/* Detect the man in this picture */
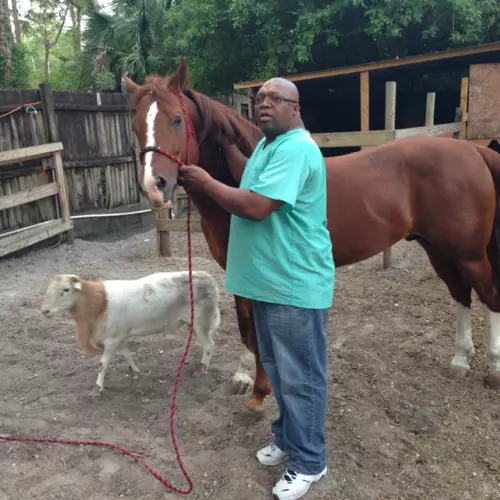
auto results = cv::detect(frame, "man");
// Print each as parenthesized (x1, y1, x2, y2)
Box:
(178, 77, 335, 500)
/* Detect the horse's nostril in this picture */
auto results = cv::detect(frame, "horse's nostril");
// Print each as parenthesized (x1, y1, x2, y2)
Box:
(156, 177, 167, 190)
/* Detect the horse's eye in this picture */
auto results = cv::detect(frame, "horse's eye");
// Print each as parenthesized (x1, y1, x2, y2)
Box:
(173, 116, 182, 126)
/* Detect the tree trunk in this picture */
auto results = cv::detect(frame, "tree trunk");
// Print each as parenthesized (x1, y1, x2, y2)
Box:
(10, 0, 21, 44)
(69, 5, 81, 54)
(76, 7, 81, 54)
(44, 43, 50, 83)
(0, 0, 12, 84)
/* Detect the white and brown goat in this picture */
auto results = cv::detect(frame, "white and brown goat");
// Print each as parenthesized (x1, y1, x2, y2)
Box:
(41, 271, 220, 397)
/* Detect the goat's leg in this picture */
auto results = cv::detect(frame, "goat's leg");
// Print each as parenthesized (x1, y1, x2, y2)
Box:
(120, 343, 140, 380)
(191, 305, 219, 376)
(90, 338, 120, 398)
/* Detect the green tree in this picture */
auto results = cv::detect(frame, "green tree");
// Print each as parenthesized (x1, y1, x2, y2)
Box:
(81, 0, 171, 91)
(162, 0, 500, 94)
(25, 0, 69, 83)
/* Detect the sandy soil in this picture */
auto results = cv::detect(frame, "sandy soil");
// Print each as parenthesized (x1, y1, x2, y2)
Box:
(0, 229, 499, 500)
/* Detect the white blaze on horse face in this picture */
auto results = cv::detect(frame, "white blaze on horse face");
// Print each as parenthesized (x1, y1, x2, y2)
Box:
(450, 302, 474, 371)
(143, 101, 159, 191)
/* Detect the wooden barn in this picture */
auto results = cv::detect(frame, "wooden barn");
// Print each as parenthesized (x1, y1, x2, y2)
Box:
(233, 41, 500, 156)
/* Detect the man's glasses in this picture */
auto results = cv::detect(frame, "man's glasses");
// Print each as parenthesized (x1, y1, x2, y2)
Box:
(255, 94, 298, 106)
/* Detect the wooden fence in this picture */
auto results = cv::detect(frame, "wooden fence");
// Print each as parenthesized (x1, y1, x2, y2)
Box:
(0, 84, 139, 237)
(0, 142, 74, 257)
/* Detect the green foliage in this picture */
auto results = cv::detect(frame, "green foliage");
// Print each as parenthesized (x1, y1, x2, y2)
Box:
(7, 0, 500, 93)
(81, 0, 171, 90)
(10, 43, 30, 89)
(162, 0, 500, 93)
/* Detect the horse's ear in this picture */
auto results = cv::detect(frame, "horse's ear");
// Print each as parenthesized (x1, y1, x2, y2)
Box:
(122, 74, 139, 93)
(169, 57, 189, 91)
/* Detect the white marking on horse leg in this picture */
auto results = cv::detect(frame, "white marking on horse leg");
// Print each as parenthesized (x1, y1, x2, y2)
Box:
(231, 346, 255, 394)
(484, 306, 500, 374)
(450, 302, 474, 371)
(120, 344, 140, 380)
(143, 101, 159, 191)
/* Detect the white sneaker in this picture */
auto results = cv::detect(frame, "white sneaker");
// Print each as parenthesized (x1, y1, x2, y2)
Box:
(256, 442, 288, 466)
(272, 467, 327, 500)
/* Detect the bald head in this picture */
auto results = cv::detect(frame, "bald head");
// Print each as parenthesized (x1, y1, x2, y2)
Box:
(261, 78, 299, 103)
(255, 78, 302, 141)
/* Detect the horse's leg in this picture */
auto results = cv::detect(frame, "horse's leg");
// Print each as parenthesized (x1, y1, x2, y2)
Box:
(455, 256, 500, 389)
(418, 242, 474, 376)
(482, 305, 500, 389)
(198, 215, 271, 412)
(233, 295, 271, 414)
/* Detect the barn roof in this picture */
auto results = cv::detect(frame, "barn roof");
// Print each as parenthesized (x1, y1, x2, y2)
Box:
(233, 41, 500, 90)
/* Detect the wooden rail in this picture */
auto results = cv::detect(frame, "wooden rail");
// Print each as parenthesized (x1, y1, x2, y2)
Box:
(309, 122, 461, 149)
(0, 142, 74, 258)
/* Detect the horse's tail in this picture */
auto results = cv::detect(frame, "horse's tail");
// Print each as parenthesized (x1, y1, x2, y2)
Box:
(473, 142, 500, 282)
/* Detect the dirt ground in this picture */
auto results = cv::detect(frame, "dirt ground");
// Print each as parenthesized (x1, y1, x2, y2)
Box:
(0, 228, 499, 500)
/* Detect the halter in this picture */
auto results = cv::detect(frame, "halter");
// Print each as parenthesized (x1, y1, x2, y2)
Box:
(138, 88, 200, 210)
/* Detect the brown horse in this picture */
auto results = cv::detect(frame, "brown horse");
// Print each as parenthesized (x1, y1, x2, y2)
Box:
(123, 59, 500, 417)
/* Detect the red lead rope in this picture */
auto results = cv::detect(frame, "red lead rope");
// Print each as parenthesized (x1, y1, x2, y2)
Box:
(0, 90, 200, 495)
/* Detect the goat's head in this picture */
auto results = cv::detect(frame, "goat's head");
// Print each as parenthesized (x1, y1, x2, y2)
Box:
(41, 274, 83, 317)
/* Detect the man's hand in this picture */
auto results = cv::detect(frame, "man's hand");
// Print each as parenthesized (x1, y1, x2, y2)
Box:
(178, 165, 214, 192)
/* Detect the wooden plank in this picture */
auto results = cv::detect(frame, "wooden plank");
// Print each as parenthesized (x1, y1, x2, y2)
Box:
(52, 150, 74, 244)
(53, 103, 130, 112)
(383, 81, 396, 270)
(234, 41, 500, 89)
(459, 76, 469, 140)
(64, 155, 135, 168)
(311, 130, 395, 148)
(0, 142, 64, 167)
(157, 218, 203, 233)
(39, 83, 59, 142)
(425, 92, 435, 127)
(360, 72, 370, 132)
(0, 219, 73, 258)
(0, 182, 59, 211)
(395, 122, 461, 139)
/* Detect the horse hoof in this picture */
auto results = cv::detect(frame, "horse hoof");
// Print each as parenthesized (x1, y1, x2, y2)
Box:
(129, 367, 140, 380)
(233, 407, 265, 427)
(231, 372, 253, 395)
(243, 395, 265, 414)
(449, 366, 469, 379)
(484, 372, 500, 390)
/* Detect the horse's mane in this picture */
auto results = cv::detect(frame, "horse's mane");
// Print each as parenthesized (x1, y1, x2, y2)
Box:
(131, 75, 263, 156)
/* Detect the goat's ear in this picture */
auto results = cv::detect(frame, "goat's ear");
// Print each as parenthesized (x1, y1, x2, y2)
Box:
(70, 275, 82, 291)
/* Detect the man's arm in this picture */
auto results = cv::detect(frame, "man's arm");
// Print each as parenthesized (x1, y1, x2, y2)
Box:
(203, 177, 283, 222)
(221, 143, 248, 184)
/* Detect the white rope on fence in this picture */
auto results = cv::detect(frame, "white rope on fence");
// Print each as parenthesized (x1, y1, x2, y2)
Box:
(0, 208, 156, 240)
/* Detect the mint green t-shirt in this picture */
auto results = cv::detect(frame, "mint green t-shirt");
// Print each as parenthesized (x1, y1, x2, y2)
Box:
(224, 128, 335, 310)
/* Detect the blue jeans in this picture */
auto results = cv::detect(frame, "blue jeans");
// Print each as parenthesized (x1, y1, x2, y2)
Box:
(252, 300, 328, 475)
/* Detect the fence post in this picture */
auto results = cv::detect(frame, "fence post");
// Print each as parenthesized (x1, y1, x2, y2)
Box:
(156, 208, 172, 257)
(425, 92, 435, 127)
(39, 82, 75, 245)
(459, 77, 469, 139)
(383, 81, 396, 269)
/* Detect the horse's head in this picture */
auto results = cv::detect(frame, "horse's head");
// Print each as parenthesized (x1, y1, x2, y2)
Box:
(123, 59, 199, 210)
